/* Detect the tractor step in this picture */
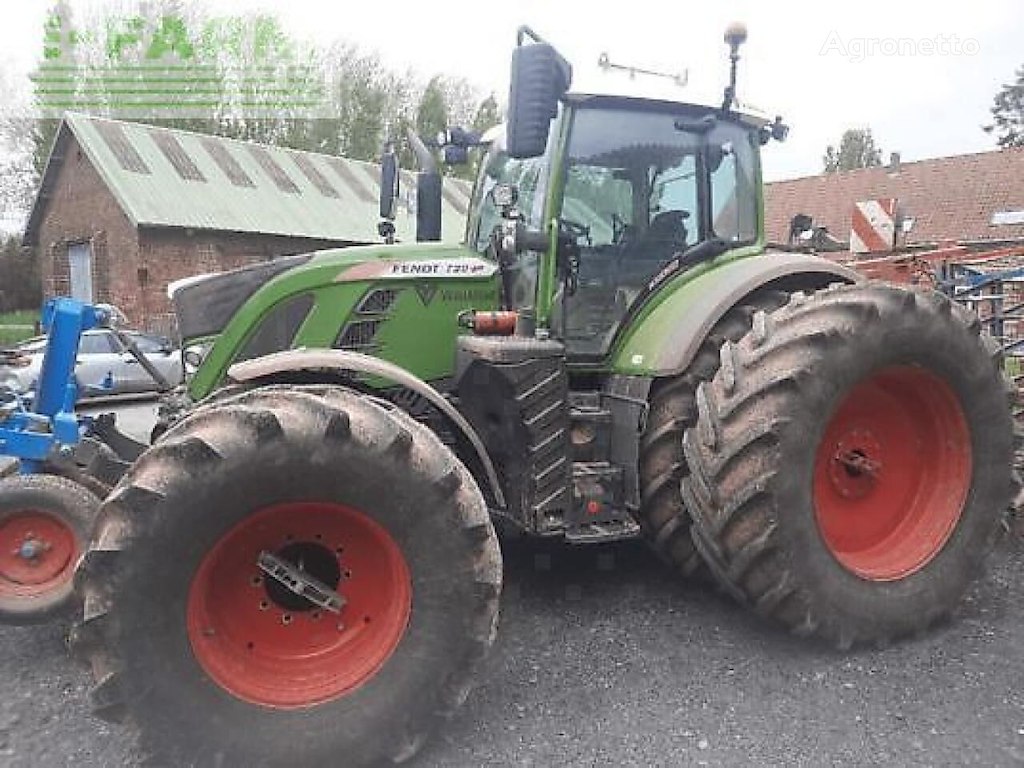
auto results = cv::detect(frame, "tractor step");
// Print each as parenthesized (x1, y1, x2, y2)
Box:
(564, 516, 641, 544)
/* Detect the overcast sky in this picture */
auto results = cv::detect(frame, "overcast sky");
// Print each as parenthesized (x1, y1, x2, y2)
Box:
(1, 0, 1022, 186)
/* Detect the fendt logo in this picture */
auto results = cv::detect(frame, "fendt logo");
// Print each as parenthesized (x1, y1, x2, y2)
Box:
(388, 260, 490, 278)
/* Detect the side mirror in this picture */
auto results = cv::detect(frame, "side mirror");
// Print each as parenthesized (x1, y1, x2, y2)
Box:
(437, 126, 482, 166)
(442, 145, 470, 165)
(506, 29, 572, 160)
(379, 150, 399, 220)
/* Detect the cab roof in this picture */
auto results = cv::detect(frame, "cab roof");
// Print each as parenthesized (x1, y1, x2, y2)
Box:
(564, 66, 772, 128)
(565, 89, 770, 128)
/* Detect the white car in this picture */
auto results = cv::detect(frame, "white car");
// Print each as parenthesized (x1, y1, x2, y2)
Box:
(0, 329, 183, 399)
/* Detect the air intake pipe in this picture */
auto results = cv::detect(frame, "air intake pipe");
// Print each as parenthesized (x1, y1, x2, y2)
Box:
(407, 128, 442, 242)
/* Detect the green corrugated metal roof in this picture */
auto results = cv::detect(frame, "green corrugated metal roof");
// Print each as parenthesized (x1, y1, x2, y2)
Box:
(26, 113, 472, 245)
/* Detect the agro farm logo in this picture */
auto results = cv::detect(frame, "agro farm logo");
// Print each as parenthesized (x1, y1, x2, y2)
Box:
(31, 9, 328, 118)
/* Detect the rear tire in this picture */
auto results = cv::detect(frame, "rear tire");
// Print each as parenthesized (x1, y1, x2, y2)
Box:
(685, 284, 1018, 648)
(0, 474, 96, 624)
(639, 291, 787, 576)
(72, 385, 501, 767)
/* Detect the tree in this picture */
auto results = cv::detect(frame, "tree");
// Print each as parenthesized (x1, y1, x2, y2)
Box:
(415, 76, 448, 145)
(321, 44, 416, 162)
(0, 73, 38, 222)
(985, 65, 1024, 148)
(471, 94, 501, 135)
(0, 237, 41, 312)
(823, 128, 883, 173)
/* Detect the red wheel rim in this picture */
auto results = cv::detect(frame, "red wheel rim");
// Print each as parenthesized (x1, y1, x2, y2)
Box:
(813, 366, 972, 581)
(0, 510, 79, 599)
(187, 502, 412, 708)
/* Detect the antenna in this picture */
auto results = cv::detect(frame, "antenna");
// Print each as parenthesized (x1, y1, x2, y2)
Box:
(721, 22, 748, 112)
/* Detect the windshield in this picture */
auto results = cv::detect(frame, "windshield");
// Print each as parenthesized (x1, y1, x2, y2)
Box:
(558, 105, 759, 356)
(469, 150, 547, 253)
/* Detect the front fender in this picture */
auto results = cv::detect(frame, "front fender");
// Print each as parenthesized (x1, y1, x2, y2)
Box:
(227, 349, 506, 510)
(610, 251, 859, 376)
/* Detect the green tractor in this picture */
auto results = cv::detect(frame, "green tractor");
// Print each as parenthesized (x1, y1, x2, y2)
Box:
(72, 25, 1017, 767)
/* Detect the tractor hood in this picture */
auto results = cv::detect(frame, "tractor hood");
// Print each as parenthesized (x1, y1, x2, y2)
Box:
(171, 243, 495, 344)
(178, 241, 502, 399)
(171, 253, 314, 342)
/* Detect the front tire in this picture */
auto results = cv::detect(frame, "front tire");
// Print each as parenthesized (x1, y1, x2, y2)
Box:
(73, 385, 501, 767)
(685, 284, 1018, 648)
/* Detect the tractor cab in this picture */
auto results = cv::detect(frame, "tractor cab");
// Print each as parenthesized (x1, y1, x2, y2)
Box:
(466, 25, 784, 361)
(468, 98, 765, 358)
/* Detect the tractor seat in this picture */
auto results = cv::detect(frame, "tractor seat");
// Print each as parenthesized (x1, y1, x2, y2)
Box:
(644, 210, 689, 247)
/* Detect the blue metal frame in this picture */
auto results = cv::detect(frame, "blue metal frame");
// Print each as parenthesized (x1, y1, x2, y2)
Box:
(939, 261, 1024, 364)
(0, 298, 108, 474)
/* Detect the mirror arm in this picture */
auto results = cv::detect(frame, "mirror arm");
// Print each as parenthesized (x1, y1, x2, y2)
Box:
(517, 26, 546, 46)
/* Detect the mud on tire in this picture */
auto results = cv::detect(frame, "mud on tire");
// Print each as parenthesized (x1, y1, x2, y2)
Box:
(72, 385, 501, 767)
(639, 291, 787, 576)
(684, 284, 1018, 648)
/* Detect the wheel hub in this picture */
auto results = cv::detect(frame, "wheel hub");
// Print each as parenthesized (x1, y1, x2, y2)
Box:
(258, 543, 345, 614)
(826, 430, 882, 500)
(18, 537, 51, 561)
(0, 511, 77, 595)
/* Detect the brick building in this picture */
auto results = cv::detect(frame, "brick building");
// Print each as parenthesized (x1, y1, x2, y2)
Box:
(765, 148, 1024, 355)
(23, 114, 472, 335)
(765, 147, 1024, 249)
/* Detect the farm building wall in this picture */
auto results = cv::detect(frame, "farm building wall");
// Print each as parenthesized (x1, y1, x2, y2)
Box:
(34, 135, 350, 336)
(136, 229, 345, 337)
(36, 134, 137, 318)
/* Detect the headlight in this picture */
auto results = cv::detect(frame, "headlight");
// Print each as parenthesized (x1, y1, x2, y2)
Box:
(182, 342, 212, 377)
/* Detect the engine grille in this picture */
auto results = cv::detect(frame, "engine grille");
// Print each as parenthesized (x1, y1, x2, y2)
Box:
(356, 288, 401, 315)
(334, 319, 383, 352)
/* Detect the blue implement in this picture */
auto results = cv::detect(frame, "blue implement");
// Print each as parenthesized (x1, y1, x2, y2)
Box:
(0, 298, 110, 474)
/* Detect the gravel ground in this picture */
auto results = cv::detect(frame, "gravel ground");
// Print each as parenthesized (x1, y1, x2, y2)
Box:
(1, 401, 1022, 767)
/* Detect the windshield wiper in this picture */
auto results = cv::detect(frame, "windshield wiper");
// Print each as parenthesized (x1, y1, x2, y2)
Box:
(673, 115, 717, 134)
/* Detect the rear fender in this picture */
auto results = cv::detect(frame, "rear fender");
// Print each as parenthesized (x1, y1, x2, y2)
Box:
(227, 349, 506, 510)
(610, 252, 859, 376)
